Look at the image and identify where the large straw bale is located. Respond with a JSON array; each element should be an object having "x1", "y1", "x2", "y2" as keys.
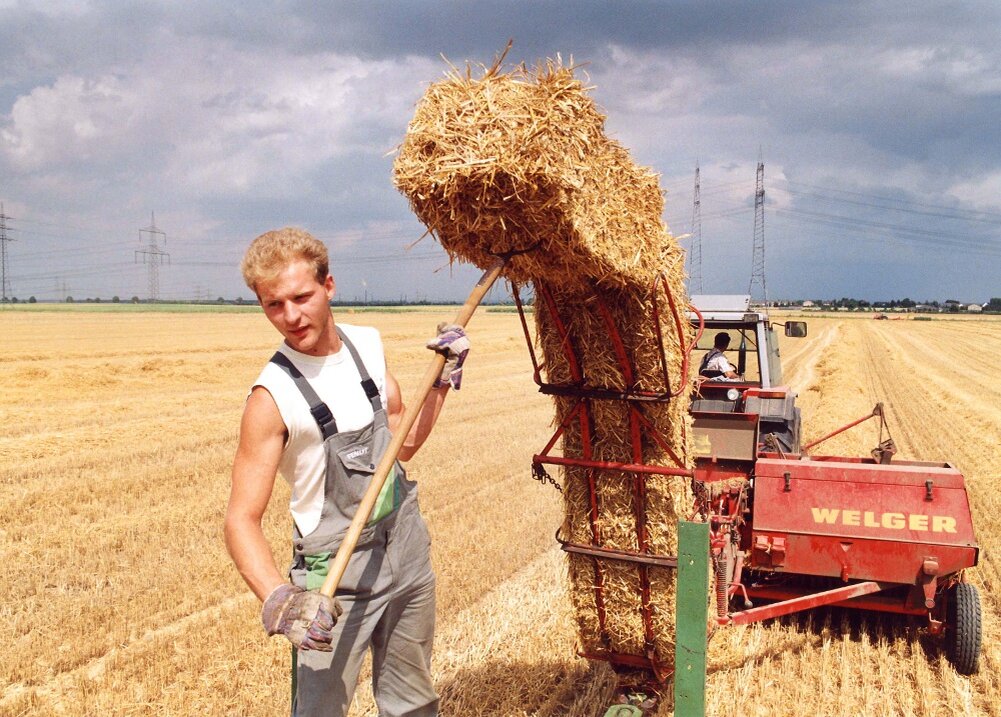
[{"x1": 394, "y1": 57, "x2": 694, "y2": 674}]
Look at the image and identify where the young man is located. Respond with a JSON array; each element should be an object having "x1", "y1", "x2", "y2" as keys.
[{"x1": 225, "y1": 227, "x2": 468, "y2": 717}]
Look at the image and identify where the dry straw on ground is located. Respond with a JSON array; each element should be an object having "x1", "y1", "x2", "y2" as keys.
[
  {"x1": 3, "y1": 312, "x2": 998, "y2": 715},
  {"x1": 394, "y1": 54, "x2": 694, "y2": 673}
]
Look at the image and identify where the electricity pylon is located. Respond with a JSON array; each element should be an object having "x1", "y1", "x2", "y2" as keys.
[
  {"x1": 748, "y1": 155, "x2": 767, "y2": 306},
  {"x1": 135, "y1": 212, "x2": 169, "y2": 302},
  {"x1": 688, "y1": 163, "x2": 704, "y2": 295}
]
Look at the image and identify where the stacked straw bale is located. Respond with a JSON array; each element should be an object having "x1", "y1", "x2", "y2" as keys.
[{"x1": 394, "y1": 58, "x2": 694, "y2": 672}]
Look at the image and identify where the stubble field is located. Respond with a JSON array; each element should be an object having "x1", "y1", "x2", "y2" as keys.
[{"x1": 1, "y1": 308, "x2": 998, "y2": 716}]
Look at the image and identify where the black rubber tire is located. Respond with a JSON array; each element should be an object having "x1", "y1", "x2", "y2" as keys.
[{"x1": 946, "y1": 582, "x2": 981, "y2": 675}]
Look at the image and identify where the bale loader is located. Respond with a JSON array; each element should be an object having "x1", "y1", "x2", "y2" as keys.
[
  {"x1": 513, "y1": 291, "x2": 981, "y2": 715},
  {"x1": 689, "y1": 294, "x2": 980, "y2": 679}
]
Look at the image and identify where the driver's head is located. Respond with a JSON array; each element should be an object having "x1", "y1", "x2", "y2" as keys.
[{"x1": 713, "y1": 332, "x2": 731, "y2": 350}]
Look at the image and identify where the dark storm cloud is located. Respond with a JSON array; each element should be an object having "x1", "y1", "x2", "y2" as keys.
[
  {"x1": 280, "y1": 1, "x2": 839, "y2": 60},
  {"x1": 1, "y1": 1, "x2": 999, "y2": 302}
]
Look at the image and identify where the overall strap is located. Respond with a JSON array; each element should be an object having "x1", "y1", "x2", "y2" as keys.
[
  {"x1": 334, "y1": 326, "x2": 383, "y2": 415},
  {"x1": 700, "y1": 348, "x2": 720, "y2": 372},
  {"x1": 269, "y1": 352, "x2": 338, "y2": 439}
]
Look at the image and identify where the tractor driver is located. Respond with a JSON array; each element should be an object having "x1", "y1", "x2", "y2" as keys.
[
  {"x1": 225, "y1": 227, "x2": 469, "y2": 717},
  {"x1": 699, "y1": 332, "x2": 740, "y2": 381}
]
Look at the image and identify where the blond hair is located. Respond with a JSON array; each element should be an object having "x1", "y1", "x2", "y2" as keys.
[{"x1": 241, "y1": 227, "x2": 329, "y2": 292}]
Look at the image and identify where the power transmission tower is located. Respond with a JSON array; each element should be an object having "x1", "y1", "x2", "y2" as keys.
[
  {"x1": 135, "y1": 212, "x2": 169, "y2": 302},
  {"x1": 687, "y1": 162, "x2": 704, "y2": 295},
  {"x1": 0, "y1": 203, "x2": 13, "y2": 302},
  {"x1": 748, "y1": 154, "x2": 767, "y2": 306}
]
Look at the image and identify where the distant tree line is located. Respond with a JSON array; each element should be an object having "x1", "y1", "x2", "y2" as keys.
[
  {"x1": 3, "y1": 294, "x2": 996, "y2": 312},
  {"x1": 774, "y1": 297, "x2": 1000, "y2": 313},
  {"x1": 817, "y1": 298, "x2": 917, "y2": 310}
]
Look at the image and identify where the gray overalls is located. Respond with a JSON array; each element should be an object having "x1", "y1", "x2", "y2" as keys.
[{"x1": 270, "y1": 327, "x2": 438, "y2": 717}]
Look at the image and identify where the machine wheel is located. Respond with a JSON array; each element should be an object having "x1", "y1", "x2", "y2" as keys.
[{"x1": 946, "y1": 582, "x2": 981, "y2": 675}]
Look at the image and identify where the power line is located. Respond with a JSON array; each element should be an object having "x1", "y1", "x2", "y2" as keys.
[
  {"x1": 771, "y1": 209, "x2": 1001, "y2": 257},
  {"x1": 173, "y1": 250, "x2": 446, "y2": 268},
  {"x1": 775, "y1": 178, "x2": 1001, "y2": 223},
  {"x1": 14, "y1": 261, "x2": 136, "y2": 283}
]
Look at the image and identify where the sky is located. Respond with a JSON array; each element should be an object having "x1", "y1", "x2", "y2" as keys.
[{"x1": 1, "y1": 1, "x2": 999, "y2": 304}]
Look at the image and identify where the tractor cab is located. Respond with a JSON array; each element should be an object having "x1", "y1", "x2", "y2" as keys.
[
  {"x1": 689, "y1": 294, "x2": 806, "y2": 388},
  {"x1": 688, "y1": 295, "x2": 807, "y2": 476}
]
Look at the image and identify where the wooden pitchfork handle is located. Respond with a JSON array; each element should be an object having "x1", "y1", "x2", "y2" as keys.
[{"x1": 319, "y1": 257, "x2": 507, "y2": 597}]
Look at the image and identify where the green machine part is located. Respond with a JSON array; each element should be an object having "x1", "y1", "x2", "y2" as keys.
[
  {"x1": 675, "y1": 520, "x2": 709, "y2": 717},
  {"x1": 602, "y1": 706, "x2": 643, "y2": 717},
  {"x1": 291, "y1": 646, "x2": 298, "y2": 710}
]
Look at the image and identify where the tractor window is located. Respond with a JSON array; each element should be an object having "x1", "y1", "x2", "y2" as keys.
[{"x1": 692, "y1": 327, "x2": 762, "y2": 384}]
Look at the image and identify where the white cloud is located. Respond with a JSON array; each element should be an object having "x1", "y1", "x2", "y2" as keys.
[
  {"x1": 1, "y1": 36, "x2": 440, "y2": 199},
  {"x1": 0, "y1": 0, "x2": 90, "y2": 15},
  {"x1": 1, "y1": 75, "x2": 137, "y2": 169},
  {"x1": 877, "y1": 45, "x2": 1001, "y2": 96},
  {"x1": 598, "y1": 44, "x2": 714, "y2": 114},
  {"x1": 322, "y1": 220, "x2": 418, "y2": 251},
  {"x1": 946, "y1": 172, "x2": 1001, "y2": 212}
]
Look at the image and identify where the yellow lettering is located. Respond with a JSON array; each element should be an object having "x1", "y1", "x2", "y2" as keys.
[
  {"x1": 932, "y1": 516, "x2": 957, "y2": 533},
  {"x1": 812, "y1": 508, "x2": 840, "y2": 524},
  {"x1": 810, "y1": 508, "x2": 954, "y2": 533},
  {"x1": 882, "y1": 513, "x2": 905, "y2": 529}
]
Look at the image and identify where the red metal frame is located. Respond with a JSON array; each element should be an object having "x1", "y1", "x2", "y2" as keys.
[
  {"x1": 742, "y1": 583, "x2": 929, "y2": 617},
  {"x1": 512, "y1": 279, "x2": 697, "y2": 680},
  {"x1": 802, "y1": 403, "x2": 887, "y2": 453},
  {"x1": 726, "y1": 581, "x2": 895, "y2": 625}
]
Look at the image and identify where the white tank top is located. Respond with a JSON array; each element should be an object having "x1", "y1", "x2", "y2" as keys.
[{"x1": 252, "y1": 323, "x2": 388, "y2": 536}]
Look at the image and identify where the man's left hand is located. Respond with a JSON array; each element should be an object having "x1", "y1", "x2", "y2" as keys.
[{"x1": 426, "y1": 323, "x2": 470, "y2": 390}]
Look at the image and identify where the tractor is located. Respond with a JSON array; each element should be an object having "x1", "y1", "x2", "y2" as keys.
[{"x1": 690, "y1": 295, "x2": 981, "y2": 675}]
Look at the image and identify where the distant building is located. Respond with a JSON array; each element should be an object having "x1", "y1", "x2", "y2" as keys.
[
  {"x1": 968, "y1": 304, "x2": 983, "y2": 313},
  {"x1": 802, "y1": 300, "x2": 815, "y2": 307}
]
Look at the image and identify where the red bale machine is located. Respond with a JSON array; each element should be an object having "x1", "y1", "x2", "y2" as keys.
[
  {"x1": 513, "y1": 288, "x2": 980, "y2": 714},
  {"x1": 691, "y1": 295, "x2": 981, "y2": 675}
]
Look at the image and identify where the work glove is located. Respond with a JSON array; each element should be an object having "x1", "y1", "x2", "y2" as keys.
[
  {"x1": 426, "y1": 322, "x2": 470, "y2": 390},
  {"x1": 261, "y1": 583, "x2": 343, "y2": 652}
]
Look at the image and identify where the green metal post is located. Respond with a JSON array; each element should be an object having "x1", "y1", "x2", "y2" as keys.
[
  {"x1": 675, "y1": 520, "x2": 709, "y2": 717},
  {"x1": 291, "y1": 646, "x2": 298, "y2": 715}
]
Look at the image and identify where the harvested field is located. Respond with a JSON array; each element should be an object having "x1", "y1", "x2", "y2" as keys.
[{"x1": 1, "y1": 308, "x2": 999, "y2": 716}]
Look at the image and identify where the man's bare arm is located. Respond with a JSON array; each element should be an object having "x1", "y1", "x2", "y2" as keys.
[
  {"x1": 225, "y1": 387, "x2": 288, "y2": 601},
  {"x1": 386, "y1": 368, "x2": 447, "y2": 462}
]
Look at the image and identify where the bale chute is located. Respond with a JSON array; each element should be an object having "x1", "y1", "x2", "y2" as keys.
[{"x1": 394, "y1": 55, "x2": 695, "y2": 678}]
